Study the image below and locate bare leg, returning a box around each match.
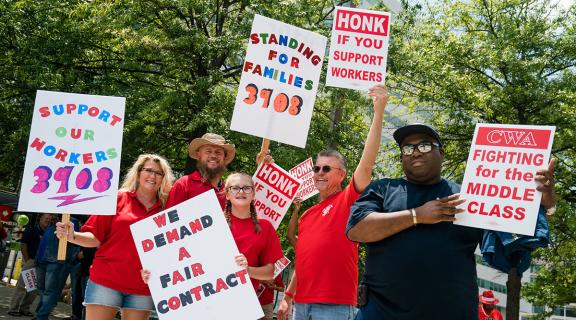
[121,309,150,320]
[85,304,119,320]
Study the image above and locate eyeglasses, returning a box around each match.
[141,167,165,177]
[228,186,254,194]
[401,141,440,156]
[313,165,342,174]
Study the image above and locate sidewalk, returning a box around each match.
[0,283,72,320]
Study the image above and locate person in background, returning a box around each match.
[258,275,285,320]
[478,290,503,320]
[7,213,52,317]
[56,154,174,320]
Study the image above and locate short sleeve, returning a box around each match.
[346,180,386,237]
[259,221,284,266]
[165,178,187,209]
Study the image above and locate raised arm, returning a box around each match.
[353,85,389,193]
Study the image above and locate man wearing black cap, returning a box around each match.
[346,123,557,319]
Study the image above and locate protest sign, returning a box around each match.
[273,255,291,278]
[130,190,263,320]
[289,158,318,201]
[230,15,327,148]
[326,7,391,90]
[456,124,555,235]
[21,268,37,292]
[253,162,301,229]
[18,90,125,214]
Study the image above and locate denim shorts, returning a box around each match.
[84,280,154,311]
[294,303,357,320]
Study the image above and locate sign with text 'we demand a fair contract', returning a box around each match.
[130,190,263,320]
[253,162,301,229]
[230,15,327,148]
[326,7,391,91]
[19,90,125,214]
[456,124,555,235]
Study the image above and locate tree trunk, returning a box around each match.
[506,267,521,320]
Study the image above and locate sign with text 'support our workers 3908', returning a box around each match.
[19,90,125,215]
[230,14,327,148]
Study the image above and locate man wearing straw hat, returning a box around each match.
[166,133,236,209]
[478,290,503,320]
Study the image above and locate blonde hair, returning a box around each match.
[223,172,260,234]
[120,154,174,207]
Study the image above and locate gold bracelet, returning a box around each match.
[410,208,418,225]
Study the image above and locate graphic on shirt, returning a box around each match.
[321,204,334,217]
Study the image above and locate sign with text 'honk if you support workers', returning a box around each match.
[326,7,391,91]
[456,123,555,235]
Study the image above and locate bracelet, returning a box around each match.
[285,291,294,299]
[410,208,418,225]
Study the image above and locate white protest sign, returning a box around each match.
[289,158,318,201]
[326,7,391,91]
[257,256,291,298]
[19,90,125,214]
[273,255,291,278]
[253,162,301,229]
[130,190,263,320]
[456,123,555,235]
[22,268,37,292]
[230,15,327,148]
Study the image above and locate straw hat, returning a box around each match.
[188,133,236,165]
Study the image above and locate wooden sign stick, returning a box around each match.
[57,213,70,261]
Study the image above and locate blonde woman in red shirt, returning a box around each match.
[56,154,174,320]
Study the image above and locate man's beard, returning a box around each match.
[197,160,226,181]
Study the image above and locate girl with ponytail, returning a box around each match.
[224,172,284,294]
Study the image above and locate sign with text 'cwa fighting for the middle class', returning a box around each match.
[230,14,327,148]
[456,123,555,236]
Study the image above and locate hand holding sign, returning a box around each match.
[368,85,389,113]
[535,159,556,209]
[415,194,466,224]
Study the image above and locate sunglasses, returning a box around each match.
[400,141,440,156]
[141,167,165,177]
[313,165,342,174]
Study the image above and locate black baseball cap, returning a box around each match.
[393,123,443,146]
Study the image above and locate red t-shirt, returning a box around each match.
[165,170,226,209]
[479,305,503,320]
[230,215,284,291]
[258,276,285,305]
[295,179,360,305]
[82,191,162,295]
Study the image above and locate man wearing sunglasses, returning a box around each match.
[278,85,389,320]
[346,123,556,319]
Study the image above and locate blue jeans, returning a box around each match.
[35,262,65,320]
[294,303,357,320]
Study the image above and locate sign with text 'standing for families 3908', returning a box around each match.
[230,14,327,148]
[456,123,555,236]
[326,7,391,91]
[253,162,301,230]
[19,90,125,215]
[130,190,263,320]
